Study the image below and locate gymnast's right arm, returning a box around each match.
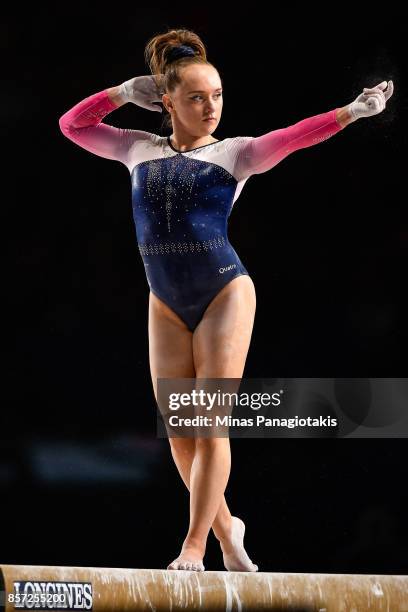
[58,75,163,166]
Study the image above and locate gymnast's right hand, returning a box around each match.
[118,75,164,112]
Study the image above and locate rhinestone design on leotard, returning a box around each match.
[131,150,237,252]
[138,234,226,256]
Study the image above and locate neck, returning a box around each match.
[169,131,218,152]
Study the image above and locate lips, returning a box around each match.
[204,118,216,121]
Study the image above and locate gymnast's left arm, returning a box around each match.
[233,79,394,179]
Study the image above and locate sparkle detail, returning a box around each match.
[138,235,226,256]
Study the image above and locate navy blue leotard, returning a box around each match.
[59,89,343,330]
[131,135,249,330]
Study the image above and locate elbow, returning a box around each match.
[58,112,79,139]
[58,113,70,137]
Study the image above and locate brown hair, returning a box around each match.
[144,28,219,131]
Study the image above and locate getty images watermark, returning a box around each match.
[156,378,408,438]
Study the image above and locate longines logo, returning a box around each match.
[10,580,93,610]
[219,263,237,274]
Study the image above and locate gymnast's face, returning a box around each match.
[163,64,223,137]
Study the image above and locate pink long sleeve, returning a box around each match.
[232,108,344,180]
[58,89,150,167]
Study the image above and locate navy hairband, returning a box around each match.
[167,45,196,63]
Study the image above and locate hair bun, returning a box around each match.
[166,44,196,64]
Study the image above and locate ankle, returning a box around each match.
[213,516,233,544]
[182,536,206,556]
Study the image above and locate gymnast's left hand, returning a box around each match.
[348,80,394,120]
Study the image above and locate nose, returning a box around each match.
[205,101,217,112]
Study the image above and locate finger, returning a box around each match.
[371,80,388,90]
[363,86,386,95]
[363,80,387,94]
[365,94,385,112]
[363,89,384,98]
[365,99,381,114]
[366,92,385,105]
[363,91,386,108]
[363,87,386,99]
[384,80,394,101]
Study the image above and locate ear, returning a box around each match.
[162,93,173,113]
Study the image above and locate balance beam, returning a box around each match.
[1,564,407,610]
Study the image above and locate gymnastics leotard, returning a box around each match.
[59,90,344,331]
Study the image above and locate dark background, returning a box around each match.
[2,6,407,574]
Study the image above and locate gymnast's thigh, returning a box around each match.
[148,290,195,401]
[192,275,256,378]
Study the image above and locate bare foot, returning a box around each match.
[167,546,205,571]
[219,516,258,572]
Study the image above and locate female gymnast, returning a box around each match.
[58,28,394,572]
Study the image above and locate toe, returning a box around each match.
[195,562,205,571]
[167,560,180,570]
[168,557,204,571]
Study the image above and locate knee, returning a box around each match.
[195,437,229,454]
[169,437,196,459]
